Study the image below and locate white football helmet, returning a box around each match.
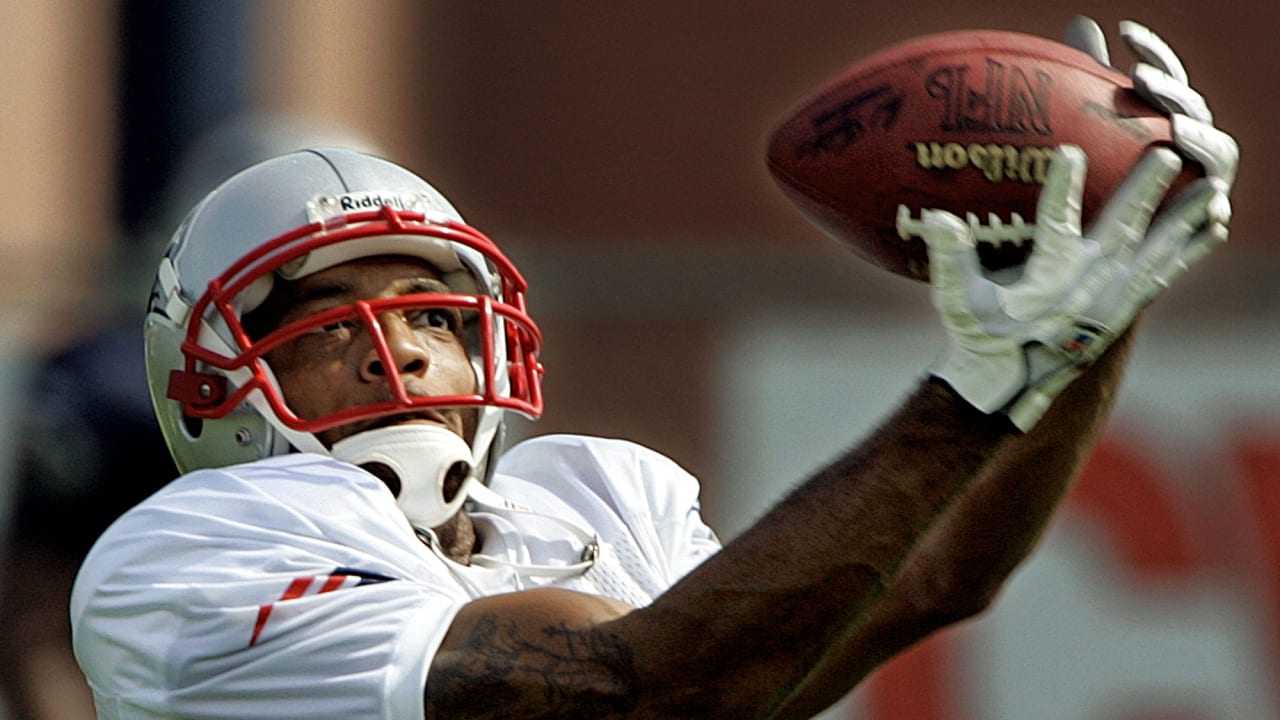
[145,148,543,526]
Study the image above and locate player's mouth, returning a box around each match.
[371,410,455,432]
[317,408,462,448]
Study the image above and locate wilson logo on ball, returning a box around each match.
[912,142,1057,184]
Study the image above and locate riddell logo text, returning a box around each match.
[338,193,415,212]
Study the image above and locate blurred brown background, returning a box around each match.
[3,1,1274,482]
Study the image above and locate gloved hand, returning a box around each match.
[1067,16,1237,200]
[900,20,1238,431]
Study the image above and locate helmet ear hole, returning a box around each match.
[181,413,204,439]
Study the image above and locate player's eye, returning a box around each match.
[408,307,461,333]
[314,318,358,338]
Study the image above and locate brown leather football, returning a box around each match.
[767,29,1195,281]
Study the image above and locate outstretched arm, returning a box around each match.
[429,324,1123,720]
[760,323,1137,720]
[740,18,1239,713]
[428,335,1125,720]
[431,373,1018,720]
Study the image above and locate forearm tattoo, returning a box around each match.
[428,613,640,719]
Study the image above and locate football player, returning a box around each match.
[70,19,1235,720]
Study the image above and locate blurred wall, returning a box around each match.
[0,5,116,715]
[0,1,117,349]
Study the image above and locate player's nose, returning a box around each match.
[360,313,429,380]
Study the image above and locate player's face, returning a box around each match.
[258,256,478,447]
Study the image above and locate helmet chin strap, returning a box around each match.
[328,424,600,581]
[331,424,477,530]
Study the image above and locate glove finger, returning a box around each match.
[1119,20,1188,83]
[1160,175,1232,231]
[1153,180,1231,271]
[1034,145,1086,240]
[921,209,981,283]
[920,209,984,320]
[1206,186,1233,229]
[1133,64,1213,123]
[1176,222,1229,271]
[1009,147,1089,309]
[1065,16,1110,66]
[1089,146,1182,254]
[1172,114,1239,186]
[1130,225,1225,300]
[1134,179,1226,289]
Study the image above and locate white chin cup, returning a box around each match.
[331,424,476,530]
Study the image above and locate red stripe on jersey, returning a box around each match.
[250,604,273,647]
[281,577,314,600]
[248,575,353,646]
[250,577,314,646]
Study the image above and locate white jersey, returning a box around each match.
[70,434,720,720]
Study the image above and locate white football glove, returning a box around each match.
[1066,16,1236,276]
[1067,16,1238,191]
[900,20,1237,431]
